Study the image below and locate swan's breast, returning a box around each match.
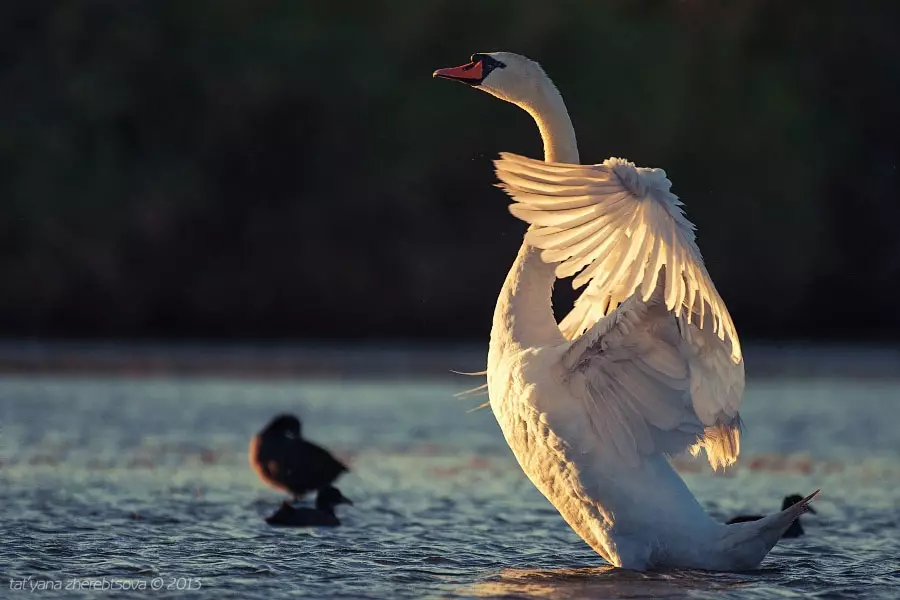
[487,348,621,565]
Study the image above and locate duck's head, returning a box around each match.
[316,486,353,510]
[784,494,816,513]
[433,52,551,108]
[263,414,302,439]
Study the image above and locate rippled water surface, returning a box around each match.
[2,374,899,598]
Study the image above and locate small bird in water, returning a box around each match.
[265,486,354,527]
[727,494,817,538]
[250,414,348,503]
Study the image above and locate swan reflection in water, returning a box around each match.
[467,566,753,600]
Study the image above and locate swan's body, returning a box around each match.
[728,494,817,538]
[434,52,817,571]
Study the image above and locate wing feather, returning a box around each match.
[558,291,742,470]
[494,152,745,470]
[620,219,654,297]
[640,233,665,303]
[544,220,614,265]
[498,192,599,210]
[494,152,741,362]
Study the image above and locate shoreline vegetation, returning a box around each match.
[0,341,897,380]
[1,3,898,343]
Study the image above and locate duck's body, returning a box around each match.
[435,52,818,571]
[250,414,348,502]
[728,494,816,538]
[265,486,353,527]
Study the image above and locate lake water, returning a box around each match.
[1,369,899,598]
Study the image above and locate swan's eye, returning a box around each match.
[483,55,506,70]
[470,53,482,63]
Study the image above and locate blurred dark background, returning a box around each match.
[1,1,898,344]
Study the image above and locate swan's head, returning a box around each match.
[433,52,550,107]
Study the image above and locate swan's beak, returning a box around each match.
[433,60,484,86]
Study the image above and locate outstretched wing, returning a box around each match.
[493,152,744,469]
[559,284,744,470]
[494,152,741,363]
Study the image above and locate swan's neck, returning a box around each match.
[491,80,579,351]
[492,243,562,349]
[523,82,580,165]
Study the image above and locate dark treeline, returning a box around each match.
[1,2,898,342]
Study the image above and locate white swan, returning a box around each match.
[434,52,818,571]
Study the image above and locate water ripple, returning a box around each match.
[2,376,898,598]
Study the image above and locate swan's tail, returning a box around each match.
[756,489,818,546]
[720,490,820,568]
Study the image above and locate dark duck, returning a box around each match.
[265,486,353,527]
[727,494,817,538]
[250,414,348,503]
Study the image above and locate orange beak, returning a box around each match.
[433,59,484,84]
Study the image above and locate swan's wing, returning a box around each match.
[678,312,745,467]
[494,152,741,362]
[559,288,743,470]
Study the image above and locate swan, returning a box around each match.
[728,494,817,538]
[433,52,818,571]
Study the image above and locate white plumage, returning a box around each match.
[498,152,740,361]
[434,51,817,571]
[495,152,745,471]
